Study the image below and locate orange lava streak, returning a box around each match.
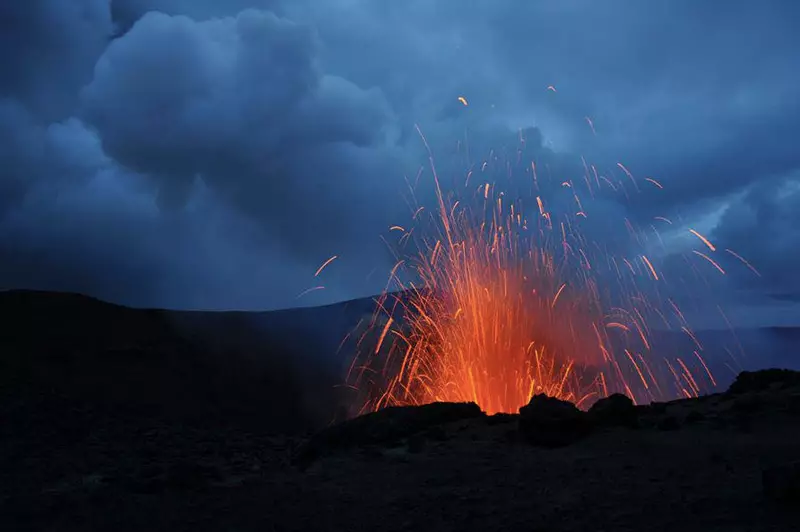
[314,255,339,277]
[725,248,761,277]
[616,162,639,190]
[375,317,394,354]
[692,250,726,274]
[625,349,649,390]
[296,286,325,299]
[641,255,659,281]
[694,351,717,387]
[689,229,716,252]
[552,283,567,308]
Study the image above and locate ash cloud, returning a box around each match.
[0,0,798,314]
[81,9,398,246]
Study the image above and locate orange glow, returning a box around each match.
[341,129,754,417]
[346,186,714,415]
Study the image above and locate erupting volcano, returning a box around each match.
[343,126,755,416]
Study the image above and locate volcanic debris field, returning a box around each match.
[1,290,800,531]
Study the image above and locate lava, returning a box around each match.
[342,126,759,417]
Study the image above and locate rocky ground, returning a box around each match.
[1,291,799,531]
[3,370,799,531]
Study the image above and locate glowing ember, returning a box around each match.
[342,124,759,417]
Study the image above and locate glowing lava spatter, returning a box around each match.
[343,127,758,417]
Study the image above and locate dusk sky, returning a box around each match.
[1,0,799,319]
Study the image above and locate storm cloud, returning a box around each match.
[1,0,798,313]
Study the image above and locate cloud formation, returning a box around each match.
[0,0,798,312]
[83,9,396,238]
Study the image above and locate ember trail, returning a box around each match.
[345,129,751,416]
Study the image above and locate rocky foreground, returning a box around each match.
[3,368,800,531]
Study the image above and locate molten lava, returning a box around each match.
[342,127,756,417]
[346,185,606,414]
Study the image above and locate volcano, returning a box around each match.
[2,289,800,531]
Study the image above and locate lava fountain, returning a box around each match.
[340,126,755,416]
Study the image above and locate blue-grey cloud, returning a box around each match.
[0,0,798,313]
[0,0,112,119]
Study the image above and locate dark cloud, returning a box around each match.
[81,8,402,267]
[0,0,112,118]
[0,0,798,313]
[712,172,800,299]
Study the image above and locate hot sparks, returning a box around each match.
[343,128,758,417]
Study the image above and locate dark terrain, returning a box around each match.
[1,290,799,531]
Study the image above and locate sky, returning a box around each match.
[1,0,799,316]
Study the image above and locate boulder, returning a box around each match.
[588,393,638,428]
[518,394,592,448]
[728,369,800,395]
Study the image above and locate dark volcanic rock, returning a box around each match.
[588,393,638,428]
[293,402,484,468]
[164,460,224,491]
[763,462,800,505]
[657,415,681,431]
[518,394,592,448]
[4,290,800,531]
[485,412,518,425]
[727,369,800,395]
[684,410,706,425]
[0,289,353,435]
